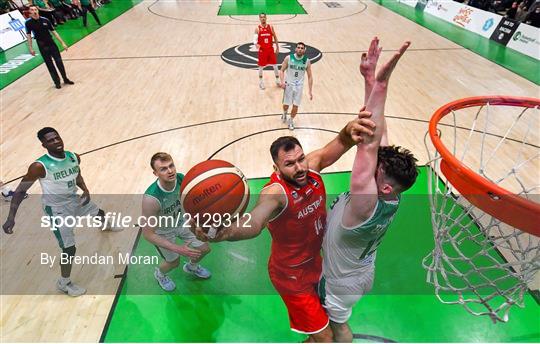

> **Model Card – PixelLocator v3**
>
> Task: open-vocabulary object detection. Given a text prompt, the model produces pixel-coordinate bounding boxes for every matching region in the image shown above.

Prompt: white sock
[156,266,165,277]
[188,262,198,269]
[59,277,70,286]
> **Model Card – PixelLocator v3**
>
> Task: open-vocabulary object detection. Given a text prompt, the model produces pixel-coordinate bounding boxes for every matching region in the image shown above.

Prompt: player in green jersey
[279,42,313,130]
[142,152,211,292]
[2,127,119,297]
[320,38,418,342]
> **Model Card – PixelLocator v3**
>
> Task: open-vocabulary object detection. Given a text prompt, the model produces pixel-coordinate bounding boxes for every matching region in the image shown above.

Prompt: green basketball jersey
[323,192,400,282]
[33,0,46,8]
[144,173,184,234]
[285,53,308,86]
[48,0,61,7]
[35,151,80,206]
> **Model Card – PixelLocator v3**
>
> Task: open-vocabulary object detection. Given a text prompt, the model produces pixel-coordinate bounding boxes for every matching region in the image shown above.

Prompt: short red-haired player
[192,118,376,341]
[254,13,280,90]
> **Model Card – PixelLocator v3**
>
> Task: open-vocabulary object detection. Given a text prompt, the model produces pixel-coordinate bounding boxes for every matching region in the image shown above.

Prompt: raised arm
[306,111,376,173]
[141,196,201,259]
[360,37,388,146]
[342,41,410,227]
[2,162,45,234]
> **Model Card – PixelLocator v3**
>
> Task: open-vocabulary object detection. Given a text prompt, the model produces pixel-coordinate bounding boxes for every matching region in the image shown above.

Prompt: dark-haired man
[279,42,313,130]
[2,127,116,297]
[142,152,211,292]
[193,118,375,341]
[320,38,416,342]
[25,5,74,89]
[254,12,280,90]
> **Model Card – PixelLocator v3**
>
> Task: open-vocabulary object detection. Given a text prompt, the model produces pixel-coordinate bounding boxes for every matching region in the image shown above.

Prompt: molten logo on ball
[193,183,222,205]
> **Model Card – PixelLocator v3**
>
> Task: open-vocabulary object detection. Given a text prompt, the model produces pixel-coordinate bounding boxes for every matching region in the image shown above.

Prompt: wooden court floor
[1,0,538,341]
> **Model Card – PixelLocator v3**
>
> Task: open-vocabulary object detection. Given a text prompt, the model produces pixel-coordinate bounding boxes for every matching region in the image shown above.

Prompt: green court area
[102,168,539,342]
[218,0,306,16]
[0,0,141,90]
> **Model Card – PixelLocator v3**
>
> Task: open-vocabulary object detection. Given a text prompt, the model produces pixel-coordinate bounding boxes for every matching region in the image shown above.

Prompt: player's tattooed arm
[306,111,376,172]
[75,153,90,205]
[2,162,45,234]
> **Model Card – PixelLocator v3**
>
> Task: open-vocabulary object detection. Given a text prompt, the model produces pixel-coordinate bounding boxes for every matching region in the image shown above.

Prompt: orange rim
[429,96,540,237]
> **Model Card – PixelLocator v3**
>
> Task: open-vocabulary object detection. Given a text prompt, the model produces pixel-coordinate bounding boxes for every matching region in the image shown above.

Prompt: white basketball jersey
[35,151,80,206]
[323,192,399,283]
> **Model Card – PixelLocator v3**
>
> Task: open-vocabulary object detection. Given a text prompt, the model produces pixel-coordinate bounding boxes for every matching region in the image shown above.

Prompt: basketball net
[423,96,540,323]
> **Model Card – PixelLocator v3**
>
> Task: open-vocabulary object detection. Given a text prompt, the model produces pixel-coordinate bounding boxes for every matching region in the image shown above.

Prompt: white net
[423,97,540,323]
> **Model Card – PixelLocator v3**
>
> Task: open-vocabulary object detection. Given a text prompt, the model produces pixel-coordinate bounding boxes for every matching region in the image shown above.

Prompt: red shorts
[269,261,329,334]
[278,292,329,334]
[258,48,277,67]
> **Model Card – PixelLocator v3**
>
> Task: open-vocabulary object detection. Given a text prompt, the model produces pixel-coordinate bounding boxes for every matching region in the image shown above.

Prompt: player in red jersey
[254,13,280,90]
[192,117,376,341]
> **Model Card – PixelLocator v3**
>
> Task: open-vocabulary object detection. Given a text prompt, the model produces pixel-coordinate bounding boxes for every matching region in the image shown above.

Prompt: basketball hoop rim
[428,96,540,237]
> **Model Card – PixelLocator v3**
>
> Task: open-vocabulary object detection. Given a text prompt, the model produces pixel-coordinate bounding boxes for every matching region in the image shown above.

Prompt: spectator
[74,0,101,27]
[525,5,540,26]
[516,2,529,21]
[506,1,519,18]
[30,0,62,26]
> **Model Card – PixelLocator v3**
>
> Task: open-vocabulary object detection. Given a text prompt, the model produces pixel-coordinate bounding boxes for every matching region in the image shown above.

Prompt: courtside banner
[424,0,462,22]
[424,0,501,38]
[506,23,540,60]
[490,17,520,45]
[0,10,26,52]
[452,5,501,38]
[397,0,419,7]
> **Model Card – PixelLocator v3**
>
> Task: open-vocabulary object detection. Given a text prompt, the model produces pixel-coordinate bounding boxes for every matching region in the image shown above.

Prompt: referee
[25,5,74,89]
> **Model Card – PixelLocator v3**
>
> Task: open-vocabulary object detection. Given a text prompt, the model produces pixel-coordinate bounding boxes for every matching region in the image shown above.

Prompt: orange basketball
[180,160,250,218]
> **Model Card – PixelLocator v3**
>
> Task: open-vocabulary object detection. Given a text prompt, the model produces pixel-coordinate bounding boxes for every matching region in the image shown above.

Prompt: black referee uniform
[25,17,73,88]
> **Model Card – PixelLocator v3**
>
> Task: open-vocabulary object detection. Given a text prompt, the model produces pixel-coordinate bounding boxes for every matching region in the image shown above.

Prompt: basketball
[180,160,250,219]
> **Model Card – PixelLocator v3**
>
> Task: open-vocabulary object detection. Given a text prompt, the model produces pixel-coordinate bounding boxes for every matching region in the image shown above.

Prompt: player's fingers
[369,36,378,56]
[357,110,372,119]
[358,117,376,129]
[399,41,411,55]
[358,105,366,112]
[352,122,374,136]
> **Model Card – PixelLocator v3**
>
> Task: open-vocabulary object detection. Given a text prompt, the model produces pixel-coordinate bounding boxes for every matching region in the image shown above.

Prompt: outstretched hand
[360,37,382,80]
[375,41,410,84]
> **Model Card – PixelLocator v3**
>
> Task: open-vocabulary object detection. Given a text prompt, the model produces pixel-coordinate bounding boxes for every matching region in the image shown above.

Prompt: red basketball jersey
[265,170,327,270]
[257,24,274,50]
